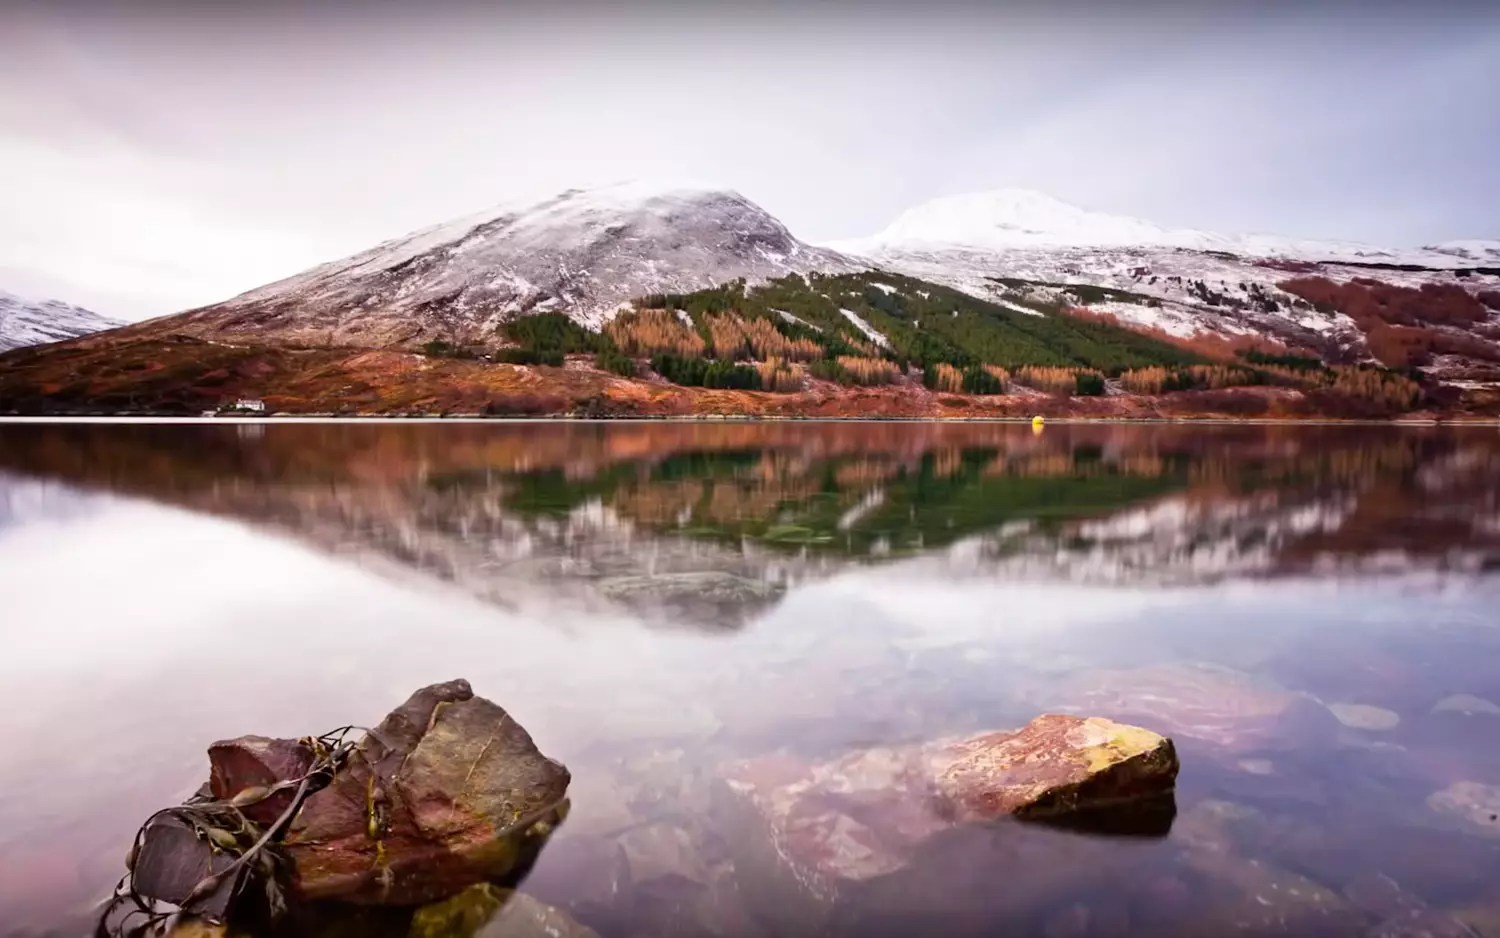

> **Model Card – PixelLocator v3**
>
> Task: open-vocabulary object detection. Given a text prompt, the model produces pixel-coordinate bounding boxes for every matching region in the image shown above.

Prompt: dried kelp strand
[230,786,272,808]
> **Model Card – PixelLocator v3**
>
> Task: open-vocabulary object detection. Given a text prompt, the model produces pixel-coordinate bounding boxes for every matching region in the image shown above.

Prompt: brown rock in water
[714,714,1179,935]
[208,679,571,906]
[929,714,1178,822]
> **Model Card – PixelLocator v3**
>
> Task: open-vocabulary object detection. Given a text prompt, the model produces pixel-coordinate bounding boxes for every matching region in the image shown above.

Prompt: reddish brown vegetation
[930,363,965,394]
[1014,365,1101,396]
[756,357,802,393]
[740,316,823,361]
[1281,277,1488,328]
[835,356,901,386]
[1325,366,1423,411]
[1119,365,1260,394]
[1278,277,1497,368]
[1255,259,1321,274]
[983,364,1011,389]
[606,309,706,358]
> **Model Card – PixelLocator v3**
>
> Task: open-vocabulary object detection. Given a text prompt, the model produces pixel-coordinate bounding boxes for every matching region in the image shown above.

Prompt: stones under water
[115,686,1183,938]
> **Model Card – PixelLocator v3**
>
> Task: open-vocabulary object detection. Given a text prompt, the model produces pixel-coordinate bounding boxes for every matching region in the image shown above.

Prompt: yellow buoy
[1032,416,1045,427]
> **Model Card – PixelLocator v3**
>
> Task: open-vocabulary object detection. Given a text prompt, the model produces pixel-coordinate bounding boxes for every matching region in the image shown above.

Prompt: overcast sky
[2,0,1497,321]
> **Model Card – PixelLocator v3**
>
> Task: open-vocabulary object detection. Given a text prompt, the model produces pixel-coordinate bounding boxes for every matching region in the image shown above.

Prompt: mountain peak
[833,187,1492,267]
[845,188,1182,253]
[0,290,124,352]
[172,183,864,345]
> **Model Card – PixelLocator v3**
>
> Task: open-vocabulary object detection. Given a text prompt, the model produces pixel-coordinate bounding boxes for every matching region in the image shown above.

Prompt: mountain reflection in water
[0,421,1499,937]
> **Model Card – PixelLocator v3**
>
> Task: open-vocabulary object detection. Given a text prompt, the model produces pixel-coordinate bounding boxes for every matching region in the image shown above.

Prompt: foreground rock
[209,679,571,906]
[930,714,1179,821]
[715,714,1178,935]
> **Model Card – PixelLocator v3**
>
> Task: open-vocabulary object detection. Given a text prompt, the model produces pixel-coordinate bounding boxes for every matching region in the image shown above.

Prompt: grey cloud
[1,0,1496,320]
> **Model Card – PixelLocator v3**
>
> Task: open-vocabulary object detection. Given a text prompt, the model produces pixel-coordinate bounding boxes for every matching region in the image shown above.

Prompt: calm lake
[2,421,1499,938]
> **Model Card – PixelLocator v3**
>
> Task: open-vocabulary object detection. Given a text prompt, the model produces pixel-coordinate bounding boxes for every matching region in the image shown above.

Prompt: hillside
[1,181,1496,419]
[146,181,865,349]
[0,291,125,352]
[831,190,1500,383]
[0,268,1471,419]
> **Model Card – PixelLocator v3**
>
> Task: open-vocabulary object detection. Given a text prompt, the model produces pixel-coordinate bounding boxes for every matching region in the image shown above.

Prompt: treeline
[1012,366,1106,396]
[1118,358,1424,411]
[651,354,763,390]
[924,363,1008,395]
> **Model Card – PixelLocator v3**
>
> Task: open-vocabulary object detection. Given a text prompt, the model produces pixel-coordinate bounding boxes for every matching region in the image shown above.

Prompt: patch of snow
[839,308,890,348]
[994,298,1044,317]
[773,308,821,331]
[1085,300,1202,338]
[674,309,694,327]
[0,290,125,352]
[869,282,898,295]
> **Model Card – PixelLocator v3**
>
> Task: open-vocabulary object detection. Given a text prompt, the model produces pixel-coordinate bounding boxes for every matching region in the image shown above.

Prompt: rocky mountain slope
[0,291,124,352]
[158,181,866,349]
[829,190,1500,378]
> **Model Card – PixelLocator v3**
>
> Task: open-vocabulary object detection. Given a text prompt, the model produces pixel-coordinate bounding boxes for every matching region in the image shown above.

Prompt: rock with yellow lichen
[927,714,1178,822]
[713,714,1179,935]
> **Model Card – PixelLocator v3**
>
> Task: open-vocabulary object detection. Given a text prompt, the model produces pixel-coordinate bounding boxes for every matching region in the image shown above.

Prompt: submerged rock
[209,679,571,906]
[1038,661,1338,756]
[714,714,1178,935]
[1432,694,1500,717]
[408,884,600,938]
[1366,909,1487,938]
[1426,781,1500,838]
[1329,702,1402,731]
[1166,847,1364,937]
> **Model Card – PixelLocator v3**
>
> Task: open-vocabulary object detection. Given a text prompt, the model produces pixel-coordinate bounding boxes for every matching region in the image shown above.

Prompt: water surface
[2,421,1499,937]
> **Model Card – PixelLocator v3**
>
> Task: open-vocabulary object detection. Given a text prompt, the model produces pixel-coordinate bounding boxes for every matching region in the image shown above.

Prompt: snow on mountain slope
[0,291,124,352]
[164,181,868,348]
[1423,240,1500,266]
[834,188,1489,268]
[830,190,1500,375]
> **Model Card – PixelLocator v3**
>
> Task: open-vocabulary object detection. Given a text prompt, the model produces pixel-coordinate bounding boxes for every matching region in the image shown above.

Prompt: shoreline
[2,414,1498,427]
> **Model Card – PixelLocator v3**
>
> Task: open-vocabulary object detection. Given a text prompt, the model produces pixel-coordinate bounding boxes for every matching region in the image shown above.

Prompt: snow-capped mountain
[828,189,1500,372]
[0,291,124,352]
[166,181,867,348]
[833,188,1493,268]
